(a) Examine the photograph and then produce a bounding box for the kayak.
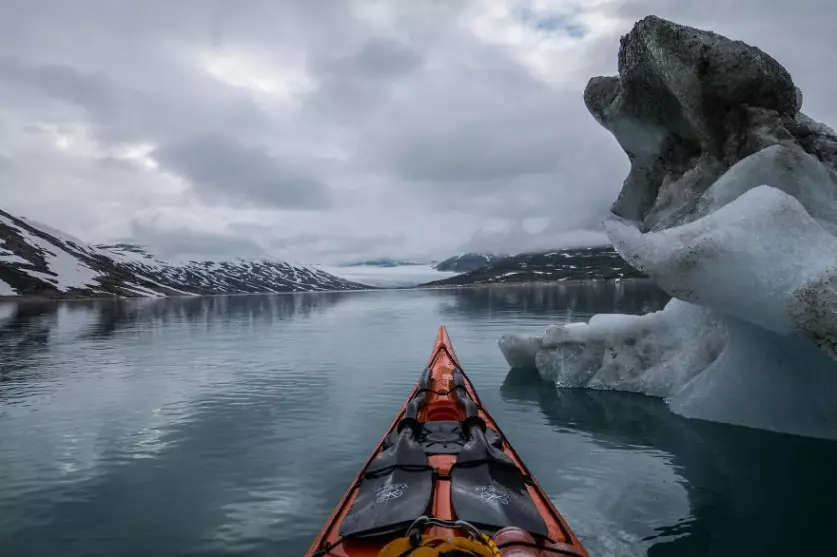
[306,326,589,557]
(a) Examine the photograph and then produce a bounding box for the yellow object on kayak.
[376,533,501,557]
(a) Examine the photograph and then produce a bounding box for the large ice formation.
[500,16,837,439]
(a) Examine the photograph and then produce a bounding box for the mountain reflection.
[0,293,357,381]
[431,281,670,319]
[80,292,358,338]
[0,302,57,381]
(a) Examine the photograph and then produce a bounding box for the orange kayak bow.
[306,326,588,557]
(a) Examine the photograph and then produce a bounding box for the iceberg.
[500,16,837,439]
[501,299,725,398]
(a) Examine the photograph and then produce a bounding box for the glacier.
[499,16,837,439]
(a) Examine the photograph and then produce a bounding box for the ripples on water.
[1,283,835,557]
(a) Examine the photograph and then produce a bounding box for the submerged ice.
[500,16,837,440]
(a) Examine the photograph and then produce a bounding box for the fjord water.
[1,284,835,557]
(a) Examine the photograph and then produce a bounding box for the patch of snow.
[0,277,17,296]
[19,217,90,250]
[22,270,58,283]
[43,249,101,291]
[120,283,165,297]
[1,214,101,291]
[100,247,161,267]
[0,252,29,265]
[131,275,196,296]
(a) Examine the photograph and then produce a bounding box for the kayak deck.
[306,326,588,557]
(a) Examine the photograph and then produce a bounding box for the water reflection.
[431,281,669,320]
[3,286,833,557]
[500,369,837,556]
[0,293,364,557]
[0,302,57,382]
[0,293,356,375]
[79,292,358,339]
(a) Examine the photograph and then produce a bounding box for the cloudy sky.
[1,0,835,264]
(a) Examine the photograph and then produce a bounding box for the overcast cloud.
[1,0,834,264]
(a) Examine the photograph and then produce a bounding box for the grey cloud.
[266,230,410,263]
[305,38,424,118]
[354,38,423,79]
[127,220,267,262]
[0,0,834,263]
[0,58,118,115]
[0,57,167,144]
[153,134,332,209]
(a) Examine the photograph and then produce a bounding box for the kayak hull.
[306,326,588,557]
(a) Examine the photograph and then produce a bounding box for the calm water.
[1,284,835,557]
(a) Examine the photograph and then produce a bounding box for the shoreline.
[0,277,659,303]
[0,286,382,304]
[412,276,656,290]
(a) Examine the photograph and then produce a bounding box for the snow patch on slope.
[0,214,101,291]
[0,277,16,296]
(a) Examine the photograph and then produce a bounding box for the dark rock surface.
[584,15,837,232]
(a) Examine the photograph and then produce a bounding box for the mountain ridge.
[421,246,645,286]
[0,210,370,298]
[432,252,505,273]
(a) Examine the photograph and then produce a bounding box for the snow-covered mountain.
[0,210,369,298]
[423,247,643,287]
[432,252,505,273]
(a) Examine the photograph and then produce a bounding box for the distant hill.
[420,246,645,286]
[433,252,505,273]
[0,209,369,298]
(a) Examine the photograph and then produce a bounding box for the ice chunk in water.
[502,300,725,398]
[498,334,542,370]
